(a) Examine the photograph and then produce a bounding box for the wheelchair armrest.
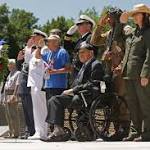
[78,90,89,94]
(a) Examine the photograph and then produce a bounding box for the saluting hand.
[141,78,149,87]
[67,25,78,36]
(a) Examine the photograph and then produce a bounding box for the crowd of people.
[1,3,150,142]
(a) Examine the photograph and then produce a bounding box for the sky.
[1,0,150,25]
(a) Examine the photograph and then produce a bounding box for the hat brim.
[76,20,91,25]
[30,33,47,38]
[120,9,150,23]
[45,38,60,41]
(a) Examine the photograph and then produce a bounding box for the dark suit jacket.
[72,58,104,94]
[64,32,93,75]
[17,62,31,95]
[64,32,92,53]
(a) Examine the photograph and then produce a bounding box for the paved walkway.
[0,138,150,150]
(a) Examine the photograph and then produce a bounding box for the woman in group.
[120,4,150,141]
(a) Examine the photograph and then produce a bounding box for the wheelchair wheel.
[74,126,94,142]
[89,96,111,139]
[89,94,129,140]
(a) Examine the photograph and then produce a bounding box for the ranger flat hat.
[31,29,47,38]
[76,15,95,27]
[120,4,150,23]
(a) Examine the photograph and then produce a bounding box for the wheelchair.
[66,80,129,142]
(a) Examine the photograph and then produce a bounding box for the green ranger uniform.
[122,27,150,140]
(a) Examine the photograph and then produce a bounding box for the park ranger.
[120,4,150,141]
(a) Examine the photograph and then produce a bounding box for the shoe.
[40,136,48,141]
[19,133,30,139]
[96,138,104,142]
[134,136,150,142]
[133,136,142,142]
[3,132,12,138]
[43,133,65,142]
[107,131,128,141]
[4,135,12,139]
[123,133,140,141]
[11,134,19,138]
[28,133,40,140]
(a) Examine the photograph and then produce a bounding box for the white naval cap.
[8,59,16,64]
[76,15,95,27]
[31,29,47,38]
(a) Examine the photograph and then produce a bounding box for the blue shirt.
[42,47,70,89]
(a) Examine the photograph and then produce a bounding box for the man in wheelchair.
[44,42,104,142]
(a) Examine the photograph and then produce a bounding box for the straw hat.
[120,4,150,23]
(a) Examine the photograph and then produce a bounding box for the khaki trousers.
[5,100,20,137]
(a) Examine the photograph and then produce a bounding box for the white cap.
[8,59,16,64]
[46,35,60,41]
[76,15,95,27]
[31,29,47,38]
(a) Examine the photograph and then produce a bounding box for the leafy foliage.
[0,4,38,58]
[41,16,74,38]
[0,44,8,84]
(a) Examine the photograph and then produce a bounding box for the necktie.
[74,64,86,85]
[71,64,86,87]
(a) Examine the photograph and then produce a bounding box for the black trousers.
[19,94,35,136]
[45,88,65,101]
[46,94,82,126]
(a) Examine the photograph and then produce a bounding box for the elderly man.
[44,42,104,142]
[41,28,62,54]
[49,29,62,37]
[64,15,96,78]
[4,59,20,138]
[17,29,47,139]
[36,34,71,102]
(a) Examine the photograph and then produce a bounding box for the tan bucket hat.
[120,4,150,23]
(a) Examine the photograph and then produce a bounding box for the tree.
[0,3,10,40]
[42,16,74,37]
[0,3,39,58]
[79,7,99,23]
[8,9,38,58]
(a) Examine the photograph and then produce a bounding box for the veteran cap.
[31,29,47,38]
[76,15,95,27]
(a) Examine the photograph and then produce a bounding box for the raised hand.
[67,25,78,36]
